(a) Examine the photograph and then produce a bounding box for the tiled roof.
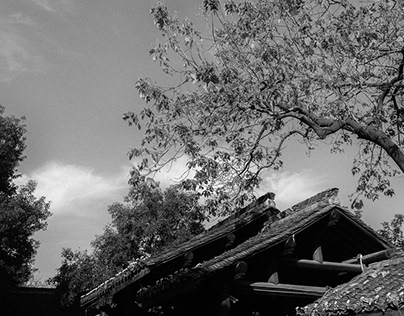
[296,255,404,316]
[136,188,379,303]
[80,192,276,306]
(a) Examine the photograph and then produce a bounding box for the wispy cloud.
[30,0,73,14]
[5,13,36,26]
[0,1,80,82]
[16,161,129,216]
[133,157,325,210]
[0,32,46,81]
[31,0,53,12]
[150,156,194,187]
[258,171,326,209]
[0,13,47,82]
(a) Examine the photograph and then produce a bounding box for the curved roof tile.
[297,254,404,316]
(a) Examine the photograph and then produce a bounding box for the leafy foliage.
[47,248,101,310]
[0,107,51,287]
[378,213,404,249]
[0,180,51,287]
[0,105,26,196]
[92,178,206,276]
[50,180,206,309]
[126,0,404,214]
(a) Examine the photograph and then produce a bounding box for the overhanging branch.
[255,129,308,176]
[276,103,346,139]
[275,102,404,174]
[377,46,404,111]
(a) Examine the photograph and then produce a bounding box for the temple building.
[81,188,397,316]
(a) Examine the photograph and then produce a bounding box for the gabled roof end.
[280,188,339,218]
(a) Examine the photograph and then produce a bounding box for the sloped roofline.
[80,192,277,307]
[82,188,394,308]
[135,197,393,305]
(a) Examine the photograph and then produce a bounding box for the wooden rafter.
[344,249,395,265]
[233,281,326,298]
[280,258,363,273]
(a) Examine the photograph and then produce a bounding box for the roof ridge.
[134,196,346,302]
[280,188,339,218]
[208,192,276,231]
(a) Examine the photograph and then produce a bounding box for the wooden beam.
[233,281,326,298]
[280,258,362,273]
[81,267,151,308]
[344,249,395,265]
[99,305,115,316]
[139,279,197,308]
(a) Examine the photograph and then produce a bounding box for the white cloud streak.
[258,171,326,209]
[5,13,36,26]
[31,0,54,12]
[151,156,194,187]
[30,0,73,13]
[16,161,129,216]
[0,13,46,82]
[133,157,325,210]
[0,0,77,82]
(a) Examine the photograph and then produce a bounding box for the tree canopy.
[125,0,404,214]
[91,177,205,276]
[49,180,206,309]
[0,106,51,287]
[0,105,26,196]
[378,213,404,249]
[47,248,101,310]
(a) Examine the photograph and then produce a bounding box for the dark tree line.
[0,106,51,287]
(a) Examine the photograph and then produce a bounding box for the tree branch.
[276,103,346,139]
[255,129,308,176]
[377,46,404,112]
[238,121,269,177]
[275,102,404,174]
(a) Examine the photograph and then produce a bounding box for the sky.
[1,0,404,282]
